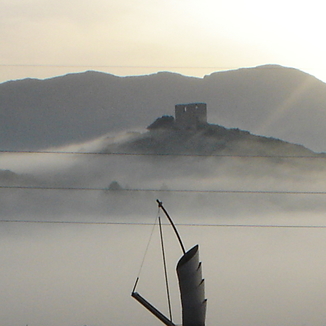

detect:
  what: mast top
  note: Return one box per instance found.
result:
[156,199,186,255]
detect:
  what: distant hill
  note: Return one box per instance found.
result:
[1,120,326,219]
[102,120,318,158]
[1,65,326,152]
[0,168,36,185]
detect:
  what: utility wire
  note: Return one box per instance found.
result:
[1,185,326,195]
[0,149,325,159]
[1,219,326,229]
[1,64,314,71]
[0,64,251,69]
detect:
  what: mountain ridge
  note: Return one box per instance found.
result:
[1,65,326,151]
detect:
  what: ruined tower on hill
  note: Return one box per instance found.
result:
[175,103,207,130]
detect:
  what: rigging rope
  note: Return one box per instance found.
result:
[159,215,173,322]
[133,213,159,290]
[132,207,175,324]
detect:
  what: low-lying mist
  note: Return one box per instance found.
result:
[1,131,326,326]
[1,131,326,220]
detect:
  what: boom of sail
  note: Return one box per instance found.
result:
[131,200,207,326]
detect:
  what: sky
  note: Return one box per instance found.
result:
[2,0,326,83]
[3,1,326,325]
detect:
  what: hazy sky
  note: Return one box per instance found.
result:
[2,2,326,325]
[2,0,326,83]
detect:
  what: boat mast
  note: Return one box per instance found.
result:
[131,201,179,326]
[156,199,186,255]
[133,200,206,326]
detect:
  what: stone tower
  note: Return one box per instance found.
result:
[175,103,207,130]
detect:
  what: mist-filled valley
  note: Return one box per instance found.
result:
[2,125,326,220]
[2,124,326,326]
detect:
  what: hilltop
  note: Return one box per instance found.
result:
[101,101,318,158]
[1,65,326,152]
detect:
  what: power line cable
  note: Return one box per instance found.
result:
[0,149,325,159]
[1,185,326,195]
[0,64,263,69]
[0,64,318,72]
[1,219,326,229]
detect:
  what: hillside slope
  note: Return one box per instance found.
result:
[1,65,326,151]
[1,121,326,218]
[104,122,317,158]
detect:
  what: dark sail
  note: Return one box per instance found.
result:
[177,245,207,326]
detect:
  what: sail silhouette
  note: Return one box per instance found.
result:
[131,200,207,326]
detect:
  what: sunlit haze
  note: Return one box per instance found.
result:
[2,0,326,82]
[2,1,326,326]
